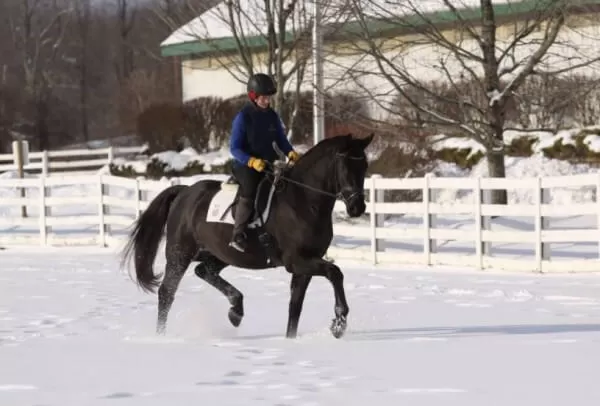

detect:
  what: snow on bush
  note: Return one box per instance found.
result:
[98,127,600,206]
[433,154,598,206]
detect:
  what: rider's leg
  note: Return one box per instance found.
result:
[229,165,263,252]
[230,196,253,252]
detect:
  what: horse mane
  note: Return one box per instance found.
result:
[286,134,352,176]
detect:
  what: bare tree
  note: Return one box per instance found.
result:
[156,0,352,140]
[114,0,137,85]
[345,0,600,203]
[73,0,92,142]
[9,0,73,150]
[0,0,189,149]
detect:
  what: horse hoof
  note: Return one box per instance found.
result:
[228,308,243,327]
[330,316,347,339]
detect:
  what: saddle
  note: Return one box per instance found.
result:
[220,175,239,192]
[217,159,287,227]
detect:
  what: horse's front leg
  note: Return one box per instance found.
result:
[284,257,349,339]
[323,260,349,339]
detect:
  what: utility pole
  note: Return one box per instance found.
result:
[312,0,325,146]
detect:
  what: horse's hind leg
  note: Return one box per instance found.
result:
[286,274,312,339]
[157,244,195,334]
[193,253,244,327]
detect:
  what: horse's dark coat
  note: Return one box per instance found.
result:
[121,133,374,338]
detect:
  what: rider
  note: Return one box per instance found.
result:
[229,72,300,252]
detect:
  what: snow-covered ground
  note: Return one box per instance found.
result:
[1,247,600,405]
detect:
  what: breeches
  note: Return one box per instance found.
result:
[232,164,265,199]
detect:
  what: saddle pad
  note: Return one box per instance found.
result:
[206,188,236,224]
[206,182,277,227]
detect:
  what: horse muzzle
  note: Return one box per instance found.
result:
[342,191,366,218]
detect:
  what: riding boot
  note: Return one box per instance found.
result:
[229,197,254,252]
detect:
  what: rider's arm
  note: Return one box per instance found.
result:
[274,115,294,155]
[229,113,251,165]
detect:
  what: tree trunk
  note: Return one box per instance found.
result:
[274,79,284,114]
[36,99,50,151]
[487,149,507,205]
[286,98,300,143]
[480,0,507,206]
[80,58,89,143]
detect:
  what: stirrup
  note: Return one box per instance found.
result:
[229,231,248,252]
[229,240,246,252]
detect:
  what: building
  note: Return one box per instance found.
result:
[160,0,600,120]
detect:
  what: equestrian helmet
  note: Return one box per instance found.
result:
[247,73,277,98]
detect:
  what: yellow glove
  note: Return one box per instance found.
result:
[248,157,266,172]
[288,151,300,163]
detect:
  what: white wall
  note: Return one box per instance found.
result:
[181,62,247,102]
[179,20,600,120]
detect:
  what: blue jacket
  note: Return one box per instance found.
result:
[230,102,293,166]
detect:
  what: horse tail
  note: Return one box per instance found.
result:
[121,184,187,293]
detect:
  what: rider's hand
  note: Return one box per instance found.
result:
[248,157,266,172]
[287,150,300,163]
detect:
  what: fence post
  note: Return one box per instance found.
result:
[423,174,432,265]
[369,174,381,264]
[102,175,111,235]
[429,174,438,256]
[107,146,114,164]
[41,150,52,223]
[541,181,551,262]
[41,150,49,176]
[480,180,492,257]
[534,176,543,272]
[12,140,28,218]
[474,176,483,269]
[98,174,106,247]
[597,173,600,260]
[374,175,385,254]
[135,178,141,220]
[39,177,47,246]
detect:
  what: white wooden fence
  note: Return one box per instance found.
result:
[0,146,147,175]
[0,173,599,273]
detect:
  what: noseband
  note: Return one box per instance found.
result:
[334,152,366,205]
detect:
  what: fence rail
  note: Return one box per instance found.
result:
[0,146,147,174]
[0,173,598,273]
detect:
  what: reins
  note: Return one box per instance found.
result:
[259,141,366,203]
[263,163,338,198]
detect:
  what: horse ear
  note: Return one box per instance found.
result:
[358,133,374,149]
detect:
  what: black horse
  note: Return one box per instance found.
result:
[121,133,374,339]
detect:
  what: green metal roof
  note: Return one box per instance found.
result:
[161,32,295,58]
[160,0,600,58]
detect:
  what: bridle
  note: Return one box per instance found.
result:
[263,151,366,206]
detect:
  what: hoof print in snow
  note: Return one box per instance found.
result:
[218,379,239,386]
[224,370,245,377]
[102,392,135,399]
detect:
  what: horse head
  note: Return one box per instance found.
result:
[333,133,373,217]
[289,132,374,218]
